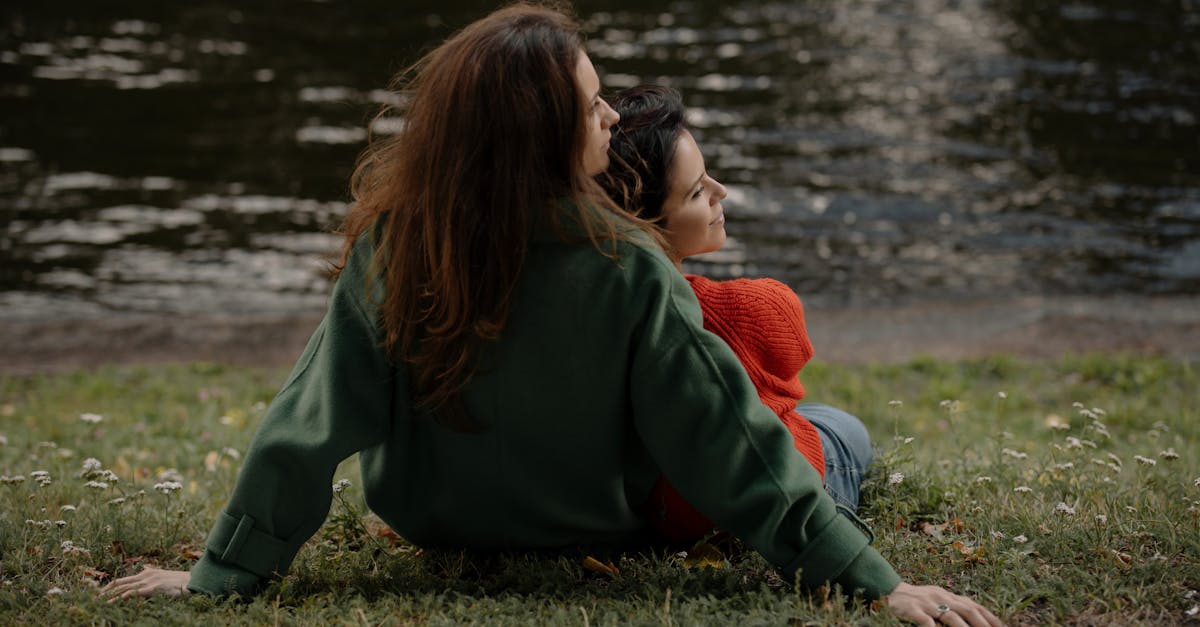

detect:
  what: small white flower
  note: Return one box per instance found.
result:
[997,391,1007,399]
[1072,401,1084,409]
[974,476,993,484]
[222,447,241,460]
[54,520,67,528]
[1194,477,1200,487]
[1054,502,1077,516]
[1065,437,1083,449]
[153,481,182,494]
[80,413,103,423]
[1092,407,1107,416]
[157,468,184,483]
[107,497,126,506]
[1,474,26,484]
[59,505,76,513]
[1125,506,1137,513]
[1106,453,1122,466]
[30,471,49,479]
[939,399,952,408]
[1186,605,1199,618]
[1012,534,1028,544]
[1134,455,1157,466]
[0,433,7,446]
[84,480,109,489]
[1013,486,1033,493]
[1095,514,1107,524]
[79,458,102,476]
[1002,448,1028,460]
[332,478,353,493]
[46,587,64,596]
[888,400,903,408]
[990,530,1005,539]
[1159,448,1179,461]
[1078,408,1098,420]
[1054,462,1075,470]
[1080,439,1097,448]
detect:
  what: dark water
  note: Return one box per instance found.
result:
[1,0,1198,319]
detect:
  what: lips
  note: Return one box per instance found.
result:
[710,211,725,226]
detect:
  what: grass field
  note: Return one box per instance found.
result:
[1,355,1197,625]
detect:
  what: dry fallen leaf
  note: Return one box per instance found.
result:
[951,541,987,564]
[582,556,620,577]
[921,522,948,541]
[683,542,726,570]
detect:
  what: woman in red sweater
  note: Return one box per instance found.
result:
[601,86,875,542]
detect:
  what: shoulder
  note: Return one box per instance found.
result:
[685,275,803,316]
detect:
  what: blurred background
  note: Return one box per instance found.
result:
[1,0,1198,367]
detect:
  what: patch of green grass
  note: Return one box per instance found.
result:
[1,356,1197,625]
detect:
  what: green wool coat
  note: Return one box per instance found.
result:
[188,218,901,599]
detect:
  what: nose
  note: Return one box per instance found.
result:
[602,100,619,129]
[708,176,728,203]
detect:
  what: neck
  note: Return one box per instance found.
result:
[671,256,684,273]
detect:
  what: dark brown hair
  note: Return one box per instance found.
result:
[599,85,689,231]
[333,3,656,426]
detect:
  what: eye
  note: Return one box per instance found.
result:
[691,186,703,200]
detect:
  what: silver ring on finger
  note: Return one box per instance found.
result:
[936,604,951,617]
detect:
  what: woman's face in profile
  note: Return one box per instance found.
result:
[574,53,620,176]
[661,130,728,260]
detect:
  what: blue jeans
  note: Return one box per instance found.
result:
[797,403,874,512]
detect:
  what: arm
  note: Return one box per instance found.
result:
[631,259,898,598]
[186,237,395,596]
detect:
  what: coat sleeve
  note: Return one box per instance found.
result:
[630,256,900,599]
[187,238,394,596]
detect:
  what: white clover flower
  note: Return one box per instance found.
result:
[80,413,103,423]
[1002,448,1028,460]
[1159,448,1179,461]
[990,530,1005,539]
[1054,502,1077,516]
[84,481,109,489]
[1095,514,1107,524]
[1013,485,1033,493]
[332,478,353,493]
[887,472,905,485]
[59,505,76,513]
[1134,455,1157,466]
[2,474,27,484]
[974,476,992,484]
[153,481,183,495]
[1012,534,1028,544]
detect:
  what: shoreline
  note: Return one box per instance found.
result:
[2,295,1197,375]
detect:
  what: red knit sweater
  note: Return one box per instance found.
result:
[643,275,824,541]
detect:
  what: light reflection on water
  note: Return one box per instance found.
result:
[0,0,1197,319]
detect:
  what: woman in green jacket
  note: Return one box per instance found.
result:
[102,4,1000,625]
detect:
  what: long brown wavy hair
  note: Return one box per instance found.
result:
[333,2,657,426]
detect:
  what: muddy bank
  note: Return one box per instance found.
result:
[2,295,1197,376]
